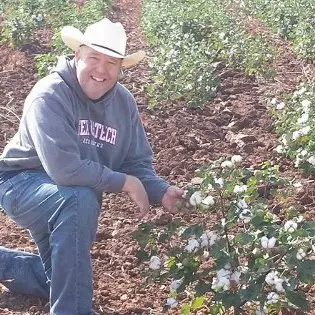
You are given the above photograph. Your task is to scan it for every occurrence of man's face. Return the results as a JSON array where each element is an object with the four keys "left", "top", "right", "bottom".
[{"left": 75, "top": 46, "right": 122, "bottom": 100}]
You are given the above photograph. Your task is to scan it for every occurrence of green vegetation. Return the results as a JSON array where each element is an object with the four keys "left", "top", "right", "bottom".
[
  {"left": 0, "top": 0, "right": 112, "bottom": 77},
  {"left": 270, "top": 79, "right": 315, "bottom": 174},
  {"left": 142, "top": 0, "right": 277, "bottom": 108},
  {"left": 244, "top": 0, "right": 315, "bottom": 60},
  {"left": 134, "top": 157, "right": 315, "bottom": 314}
]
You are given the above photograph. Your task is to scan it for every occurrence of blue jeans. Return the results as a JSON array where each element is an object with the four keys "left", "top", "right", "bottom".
[{"left": 0, "top": 170, "right": 101, "bottom": 314}]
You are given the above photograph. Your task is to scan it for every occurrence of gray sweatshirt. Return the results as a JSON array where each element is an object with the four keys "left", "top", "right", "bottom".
[{"left": 0, "top": 57, "right": 169, "bottom": 204}]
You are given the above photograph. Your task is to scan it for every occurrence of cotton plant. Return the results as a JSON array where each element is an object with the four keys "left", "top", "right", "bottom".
[
  {"left": 245, "top": 0, "right": 315, "bottom": 61},
  {"left": 270, "top": 79, "right": 315, "bottom": 174},
  {"left": 133, "top": 157, "right": 315, "bottom": 314},
  {"left": 142, "top": 0, "right": 276, "bottom": 109}
]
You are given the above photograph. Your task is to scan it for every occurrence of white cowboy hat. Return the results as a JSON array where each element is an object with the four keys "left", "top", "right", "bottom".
[{"left": 60, "top": 18, "right": 145, "bottom": 68}]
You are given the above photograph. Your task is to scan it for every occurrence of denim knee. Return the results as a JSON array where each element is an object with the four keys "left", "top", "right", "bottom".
[
  {"left": 73, "top": 186, "right": 101, "bottom": 218},
  {"left": 49, "top": 186, "right": 101, "bottom": 240}
]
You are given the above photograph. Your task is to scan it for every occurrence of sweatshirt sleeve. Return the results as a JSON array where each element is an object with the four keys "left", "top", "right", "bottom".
[
  {"left": 22, "top": 97, "right": 126, "bottom": 192},
  {"left": 119, "top": 100, "right": 169, "bottom": 205}
]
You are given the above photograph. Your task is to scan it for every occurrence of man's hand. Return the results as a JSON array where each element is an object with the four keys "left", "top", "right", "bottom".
[
  {"left": 122, "top": 175, "right": 150, "bottom": 217},
  {"left": 162, "top": 186, "right": 185, "bottom": 213}
]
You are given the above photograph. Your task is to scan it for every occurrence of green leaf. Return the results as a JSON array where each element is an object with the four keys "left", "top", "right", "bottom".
[
  {"left": 165, "top": 256, "right": 177, "bottom": 269},
  {"left": 191, "top": 296, "right": 205, "bottom": 310},
  {"left": 214, "top": 292, "right": 242, "bottom": 309},
  {"left": 234, "top": 232, "right": 254, "bottom": 246},
  {"left": 181, "top": 225, "right": 204, "bottom": 238},
  {"left": 195, "top": 280, "right": 212, "bottom": 296},
  {"left": 250, "top": 214, "right": 266, "bottom": 228},
  {"left": 135, "top": 249, "right": 149, "bottom": 262},
  {"left": 239, "top": 277, "right": 264, "bottom": 301},
  {"left": 285, "top": 249, "right": 300, "bottom": 269},
  {"left": 211, "top": 243, "right": 230, "bottom": 265},
  {"left": 168, "top": 246, "right": 185, "bottom": 257},
  {"left": 302, "top": 221, "right": 315, "bottom": 236},
  {"left": 286, "top": 290, "right": 310, "bottom": 312},
  {"left": 166, "top": 219, "right": 182, "bottom": 233},
  {"left": 158, "top": 232, "right": 169, "bottom": 243},
  {"left": 181, "top": 304, "right": 191, "bottom": 315},
  {"left": 297, "top": 260, "right": 315, "bottom": 284},
  {"left": 209, "top": 303, "right": 225, "bottom": 314},
  {"left": 132, "top": 222, "right": 155, "bottom": 246}
]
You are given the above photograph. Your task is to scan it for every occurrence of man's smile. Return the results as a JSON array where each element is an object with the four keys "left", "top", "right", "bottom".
[{"left": 91, "top": 76, "right": 105, "bottom": 82}]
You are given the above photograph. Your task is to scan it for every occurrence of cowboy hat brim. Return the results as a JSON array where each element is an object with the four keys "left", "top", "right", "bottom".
[{"left": 61, "top": 26, "right": 145, "bottom": 68}]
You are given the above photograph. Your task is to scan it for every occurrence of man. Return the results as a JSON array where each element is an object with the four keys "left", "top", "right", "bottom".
[{"left": 0, "top": 18, "right": 183, "bottom": 314}]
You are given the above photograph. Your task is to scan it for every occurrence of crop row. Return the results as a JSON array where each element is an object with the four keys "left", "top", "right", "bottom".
[
  {"left": 0, "top": 0, "right": 112, "bottom": 76},
  {"left": 141, "top": 0, "right": 315, "bottom": 176},
  {"left": 142, "top": 0, "right": 276, "bottom": 108},
  {"left": 244, "top": 0, "right": 315, "bottom": 60}
]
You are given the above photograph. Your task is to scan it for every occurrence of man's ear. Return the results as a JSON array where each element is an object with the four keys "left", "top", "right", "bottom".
[
  {"left": 119, "top": 69, "right": 124, "bottom": 80},
  {"left": 74, "top": 50, "right": 80, "bottom": 65}
]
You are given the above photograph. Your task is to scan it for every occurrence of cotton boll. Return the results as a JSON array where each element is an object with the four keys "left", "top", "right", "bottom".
[
  {"left": 211, "top": 275, "right": 231, "bottom": 291},
  {"left": 275, "top": 278, "right": 285, "bottom": 293},
  {"left": 276, "top": 102, "right": 285, "bottom": 110},
  {"left": 202, "top": 195, "right": 215, "bottom": 206},
  {"left": 231, "top": 155, "right": 242, "bottom": 164},
  {"left": 301, "top": 99, "right": 311, "bottom": 109},
  {"left": 214, "top": 177, "right": 224, "bottom": 188},
  {"left": 265, "top": 271, "right": 278, "bottom": 286},
  {"left": 217, "top": 268, "right": 231, "bottom": 278},
  {"left": 149, "top": 256, "right": 162, "bottom": 270},
  {"left": 308, "top": 156, "right": 315, "bottom": 166},
  {"left": 185, "top": 238, "right": 200, "bottom": 253},
  {"left": 256, "top": 306, "right": 268, "bottom": 315},
  {"left": 221, "top": 160, "right": 234, "bottom": 168},
  {"left": 230, "top": 271, "right": 241, "bottom": 283},
  {"left": 284, "top": 220, "right": 297, "bottom": 233},
  {"left": 268, "top": 237, "right": 277, "bottom": 248},
  {"left": 189, "top": 191, "right": 202, "bottom": 206},
  {"left": 261, "top": 236, "right": 276, "bottom": 249},
  {"left": 296, "top": 248, "right": 306, "bottom": 260},
  {"left": 233, "top": 185, "right": 247, "bottom": 194},
  {"left": 239, "top": 209, "right": 252, "bottom": 223},
  {"left": 166, "top": 297, "right": 178, "bottom": 308},
  {"left": 266, "top": 292, "right": 280, "bottom": 304},
  {"left": 170, "top": 277, "right": 184, "bottom": 292},
  {"left": 275, "top": 145, "right": 284, "bottom": 153},
  {"left": 199, "top": 230, "right": 218, "bottom": 248}
]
